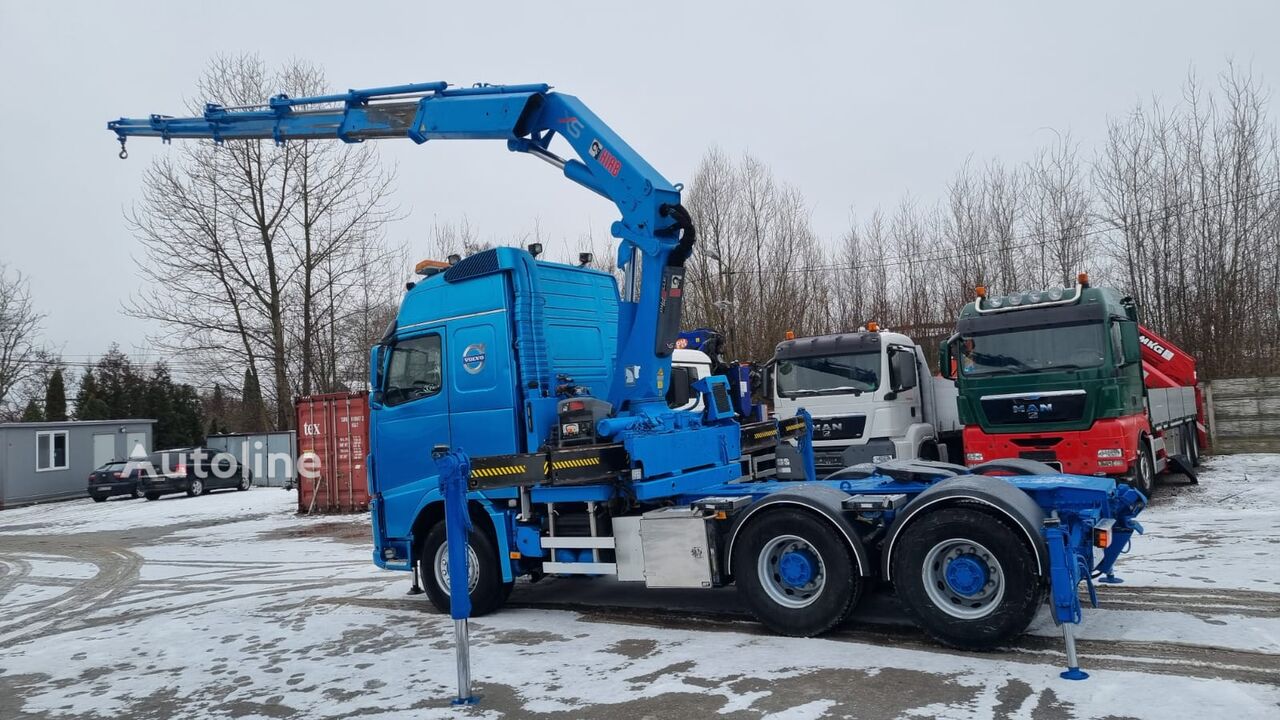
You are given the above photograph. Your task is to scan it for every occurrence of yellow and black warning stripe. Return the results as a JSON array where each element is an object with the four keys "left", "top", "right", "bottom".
[
  {"left": 471, "top": 464, "right": 533, "bottom": 479},
  {"left": 544, "top": 456, "right": 602, "bottom": 473}
]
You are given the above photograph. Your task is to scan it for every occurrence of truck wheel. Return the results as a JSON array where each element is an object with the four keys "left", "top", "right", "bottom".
[
  {"left": 891, "top": 508, "right": 1043, "bottom": 650},
  {"left": 91, "top": 494, "right": 107, "bottom": 503},
  {"left": 733, "top": 508, "right": 861, "bottom": 637},
  {"left": 1130, "top": 441, "right": 1155, "bottom": 497},
  {"left": 1188, "top": 426, "right": 1201, "bottom": 466},
  {"left": 419, "top": 522, "right": 509, "bottom": 617},
  {"left": 145, "top": 492, "right": 160, "bottom": 501},
  {"left": 918, "top": 440, "right": 940, "bottom": 462}
]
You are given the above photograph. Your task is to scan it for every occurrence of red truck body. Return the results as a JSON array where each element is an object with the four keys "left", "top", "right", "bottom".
[{"left": 1138, "top": 325, "right": 1209, "bottom": 451}]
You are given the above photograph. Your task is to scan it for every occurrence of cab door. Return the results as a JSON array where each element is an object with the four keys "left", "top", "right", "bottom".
[
  {"left": 373, "top": 330, "right": 451, "bottom": 538},
  {"left": 448, "top": 316, "right": 519, "bottom": 458}
]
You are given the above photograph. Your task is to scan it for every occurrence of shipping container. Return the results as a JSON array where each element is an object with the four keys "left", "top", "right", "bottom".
[
  {"left": 295, "top": 392, "right": 370, "bottom": 514},
  {"left": 206, "top": 431, "right": 297, "bottom": 488}
]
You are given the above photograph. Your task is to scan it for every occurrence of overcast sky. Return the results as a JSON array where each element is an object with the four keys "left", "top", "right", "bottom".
[{"left": 1, "top": 1, "right": 1276, "bottom": 372}]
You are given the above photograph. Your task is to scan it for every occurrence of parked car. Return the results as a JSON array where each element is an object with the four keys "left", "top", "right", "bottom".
[
  {"left": 139, "top": 447, "right": 253, "bottom": 500},
  {"left": 87, "top": 460, "right": 147, "bottom": 502}
]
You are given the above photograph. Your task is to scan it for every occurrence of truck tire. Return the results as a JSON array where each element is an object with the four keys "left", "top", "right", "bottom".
[
  {"left": 1188, "top": 426, "right": 1201, "bottom": 467},
  {"left": 91, "top": 494, "right": 107, "bottom": 503},
  {"left": 419, "top": 522, "right": 509, "bottom": 617},
  {"left": 733, "top": 508, "right": 862, "bottom": 637},
  {"left": 145, "top": 492, "right": 161, "bottom": 501},
  {"left": 918, "top": 440, "right": 940, "bottom": 462},
  {"left": 891, "top": 507, "right": 1043, "bottom": 650},
  {"left": 1130, "top": 440, "right": 1155, "bottom": 497}
]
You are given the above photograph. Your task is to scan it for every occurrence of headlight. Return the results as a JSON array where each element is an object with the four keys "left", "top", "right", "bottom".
[
  {"left": 987, "top": 297, "right": 1004, "bottom": 308},
  {"left": 872, "top": 454, "right": 894, "bottom": 463},
  {"left": 1006, "top": 293, "right": 1023, "bottom": 306},
  {"left": 1047, "top": 286, "right": 1064, "bottom": 300},
  {"left": 1026, "top": 291, "right": 1043, "bottom": 303},
  {"left": 965, "top": 452, "right": 985, "bottom": 462},
  {"left": 1097, "top": 448, "right": 1124, "bottom": 458}
]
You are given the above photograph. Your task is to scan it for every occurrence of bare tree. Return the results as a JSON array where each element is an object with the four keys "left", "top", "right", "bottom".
[
  {"left": 0, "top": 265, "right": 45, "bottom": 416},
  {"left": 127, "top": 54, "right": 399, "bottom": 429}
]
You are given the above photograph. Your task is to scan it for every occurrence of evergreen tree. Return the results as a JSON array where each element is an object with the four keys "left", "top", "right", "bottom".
[
  {"left": 173, "top": 383, "right": 206, "bottom": 446},
  {"left": 146, "top": 364, "right": 181, "bottom": 447},
  {"left": 44, "top": 368, "right": 67, "bottom": 421},
  {"left": 93, "top": 345, "right": 145, "bottom": 419},
  {"left": 20, "top": 398, "right": 44, "bottom": 422},
  {"left": 240, "top": 367, "right": 266, "bottom": 433},
  {"left": 75, "top": 368, "right": 106, "bottom": 420}
]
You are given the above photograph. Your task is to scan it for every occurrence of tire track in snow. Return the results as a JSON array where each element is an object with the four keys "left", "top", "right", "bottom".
[{"left": 507, "top": 600, "right": 1280, "bottom": 686}]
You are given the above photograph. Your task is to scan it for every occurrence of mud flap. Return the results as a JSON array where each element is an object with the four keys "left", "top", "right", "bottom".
[{"left": 1167, "top": 454, "right": 1198, "bottom": 484}]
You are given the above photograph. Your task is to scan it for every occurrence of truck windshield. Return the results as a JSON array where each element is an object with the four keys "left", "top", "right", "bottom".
[
  {"left": 775, "top": 352, "right": 880, "bottom": 397},
  {"left": 960, "top": 322, "right": 1106, "bottom": 376}
]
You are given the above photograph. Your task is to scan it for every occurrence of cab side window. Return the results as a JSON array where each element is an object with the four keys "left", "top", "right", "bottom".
[
  {"left": 1110, "top": 322, "right": 1125, "bottom": 366},
  {"left": 384, "top": 334, "right": 443, "bottom": 406}
]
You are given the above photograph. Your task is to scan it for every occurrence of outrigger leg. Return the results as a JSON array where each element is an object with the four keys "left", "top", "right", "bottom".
[{"left": 1044, "top": 518, "right": 1090, "bottom": 680}]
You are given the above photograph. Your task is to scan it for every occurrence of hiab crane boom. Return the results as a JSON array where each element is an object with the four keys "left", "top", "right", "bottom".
[{"left": 111, "top": 82, "right": 1145, "bottom": 680}]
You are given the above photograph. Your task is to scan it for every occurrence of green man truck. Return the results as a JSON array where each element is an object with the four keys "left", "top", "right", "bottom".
[{"left": 940, "top": 273, "right": 1203, "bottom": 496}]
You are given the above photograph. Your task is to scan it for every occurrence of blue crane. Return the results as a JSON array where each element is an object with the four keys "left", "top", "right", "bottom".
[{"left": 111, "top": 82, "right": 692, "bottom": 419}]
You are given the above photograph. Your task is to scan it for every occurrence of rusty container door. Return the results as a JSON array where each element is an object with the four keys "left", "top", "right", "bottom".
[{"left": 296, "top": 392, "right": 370, "bottom": 514}]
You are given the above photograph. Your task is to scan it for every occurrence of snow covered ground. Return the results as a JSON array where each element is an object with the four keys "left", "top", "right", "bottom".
[{"left": 1, "top": 455, "right": 1278, "bottom": 719}]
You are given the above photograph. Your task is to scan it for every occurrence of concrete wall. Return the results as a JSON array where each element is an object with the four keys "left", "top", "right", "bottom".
[
  {"left": 0, "top": 420, "right": 154, "bottom": 508},
  {"left": 1207, "top": 377, "right": 1280, "bottom": 454}
]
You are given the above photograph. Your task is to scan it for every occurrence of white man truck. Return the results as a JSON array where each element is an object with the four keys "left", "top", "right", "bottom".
[{"left": 770, "top": 327, "right": 961, "bottom": 479}]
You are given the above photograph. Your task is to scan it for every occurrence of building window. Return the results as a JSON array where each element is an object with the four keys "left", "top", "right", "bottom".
[{"left": 37, "top": 430, "right": 69, "bottom": 472}]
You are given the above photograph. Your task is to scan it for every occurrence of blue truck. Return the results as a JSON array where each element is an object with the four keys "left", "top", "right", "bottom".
[{"left": 111, "top": 80, "right": 1146, "bottom": 678}]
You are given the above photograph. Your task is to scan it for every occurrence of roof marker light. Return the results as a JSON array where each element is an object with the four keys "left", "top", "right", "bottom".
[
  {"left": 1077, "top": 272, "right": 1090, "bottom": 287},
  {"left": 975, "top": 285, "right": 987, "bottom": 298},
  {"left": 867, "top": 321, "right": 880, "bottom": 332},
  {"left": 785, "top": 330, "right": 795, "bottom": 340},
  {"left": 414, "top": 259, "right": 450, "bottom": 276}
]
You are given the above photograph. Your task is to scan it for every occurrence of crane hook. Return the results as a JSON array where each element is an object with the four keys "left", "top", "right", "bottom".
[{"left": 117, "top": 138, "right": 128, "bottom": 160}]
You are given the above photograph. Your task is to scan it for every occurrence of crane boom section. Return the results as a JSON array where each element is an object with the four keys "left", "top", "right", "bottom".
[{"left": 109, "top": 82, "right": 689, "bottom": 413}]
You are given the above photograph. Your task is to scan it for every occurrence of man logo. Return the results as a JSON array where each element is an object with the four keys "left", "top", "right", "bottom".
[
  {"left": 817, "top": 422, "right": 843, "bottom": 438},
  {"left": 1012, "top": 402, "right": 1053, "bottom": 420}
]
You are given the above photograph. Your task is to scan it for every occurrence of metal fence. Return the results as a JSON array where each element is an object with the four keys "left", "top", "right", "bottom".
[{"left": 206, "top": 431, "right": 298, "bottom": 487}]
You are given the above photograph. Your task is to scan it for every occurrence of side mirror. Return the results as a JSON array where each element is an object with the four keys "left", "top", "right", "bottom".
[
  {"left": 369, "top": 344, "right": 387, "bottom": 408},
  {"left": 667, "top": 365, "right": 693, "bottom": 408},
  {"left": 938, "top": 337, "right": 957, "bottom": 380},
  {"left": 889, "top": 347, "right": 918, "bottom": 392},
  {"left": 1120, "top": 323, "right": 1141, "bottom": 366}
]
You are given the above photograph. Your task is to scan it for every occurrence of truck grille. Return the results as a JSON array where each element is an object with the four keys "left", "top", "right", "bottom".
[
  {"left": 810, "top": 415, "right": 867, "bottom": 441},
  {"left": 981, "top": 392, "right": 1086, "bottom": 425}
]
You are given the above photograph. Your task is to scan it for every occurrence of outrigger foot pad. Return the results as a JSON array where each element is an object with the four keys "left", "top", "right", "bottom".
[
  {"left": 1097, "top": 573, "right": 1124, "bottom": 584},
  {"left": 1060, "top": 623, "right": 1090, "bottom": 681}
]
